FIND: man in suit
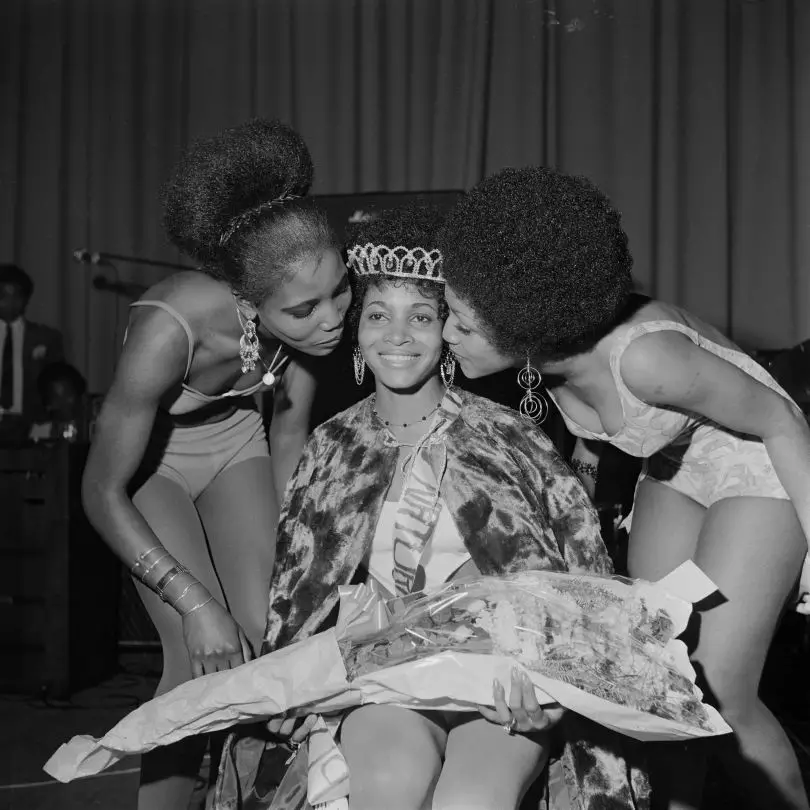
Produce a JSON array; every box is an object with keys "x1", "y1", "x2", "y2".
[{"x1": 0, "y1": 264, "x2": 64, "y2": 438}]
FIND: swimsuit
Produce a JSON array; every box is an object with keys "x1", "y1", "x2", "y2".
[
  {"x1": 129, "y1": 300, "x2": 287, "y2": 500},
  {"x1": 548, "y1": 320, "x2": 794, "y2": 511}
]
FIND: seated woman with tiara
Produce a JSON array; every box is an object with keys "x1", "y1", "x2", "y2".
[
  {"x1": 215, "y1": 203, "x2": 650, "y2": 810},
  {"x1": 82, "y1": 119, "x2": 351, "y2": 810}
]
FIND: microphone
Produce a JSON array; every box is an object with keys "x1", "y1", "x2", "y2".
[{"x1": 73, "y1": 248, "x2": 106, "y2": 266}]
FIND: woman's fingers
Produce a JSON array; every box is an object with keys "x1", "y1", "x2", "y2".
[
  {"x1": 290, "y1": 714, "x2": 319, "y2": 744},
  {"x1": 492, "y1": 678, "x2": 512, "y2": 722},
  {"x1": 190, "y1": 657, "x2": 205, "y2": 679},
  {"x1": 477, "y1": 704, "x2": 503, "y2": 724},
  {"x1": 520, "y1": 672, "x2": 540, "y2": 713}
]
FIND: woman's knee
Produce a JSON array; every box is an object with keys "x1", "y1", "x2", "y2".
[{"x1": 342, "y1": 707, "x2": 443, "y2": 808}]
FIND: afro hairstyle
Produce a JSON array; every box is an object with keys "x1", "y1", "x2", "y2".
[
  {"x1": 161, "y1": 118, "x2": 336, "y2": 303},
  {"x1": 439, "y1": 166, "x2": 634, "y2": 360},
  {"x1": 345, "y1": 200, "x2": 448, "y2": 338}
]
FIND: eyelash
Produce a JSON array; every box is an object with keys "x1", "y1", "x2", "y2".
[
  {"x1": 367, "y1": 313, "x2": 433, "y2": 324},
  {"x1": 292, "y1": 281, "x2": 350, "y2": 319},
  {"x1": 455, "y1": 324, "x2": 472, "y2": 336}
]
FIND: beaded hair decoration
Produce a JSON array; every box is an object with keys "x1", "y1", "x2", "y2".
[
  {"x1": 346, "y1": 243, "x2": 445, "y2": 284},
  {"x1": 219, "y1": 192, "x2": 301, "y2": 247}
]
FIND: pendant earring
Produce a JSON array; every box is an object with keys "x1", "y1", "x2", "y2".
[
  {"x1": 353, "y1": 346, "x2": 366, "y2": 386},
  {"x1": 517, "y1": 355, "x2": 548, "y2": 424},
  {"x1": 440, "y1": 349, "x2": 456, "y2": 388},
  {"x1": 236, "y1": 308, "x2": 261, "y2": 373}
]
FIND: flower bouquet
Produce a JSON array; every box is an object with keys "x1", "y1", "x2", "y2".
[
  {"x1": 340, "y1": 570, "x2": 718, "y2": 734},
  {"x1": 44, "y1": 563, "x2": 729, "y2": 788}
]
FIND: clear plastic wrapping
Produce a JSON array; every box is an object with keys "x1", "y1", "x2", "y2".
[{"x1": 340, "y1": 570, "x2": 714, "y2": 732}]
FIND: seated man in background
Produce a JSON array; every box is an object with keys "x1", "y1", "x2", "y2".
[
  {"x1": 0, "y1": 263, "x2": 64, "y2": 442},
  {"x1": 29, "y1": 361, "x2": 89, "y2": 443}
]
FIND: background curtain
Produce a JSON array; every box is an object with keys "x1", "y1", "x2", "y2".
[{"x1": 1, "y1": 0, "x2": 808, "y2": 393}]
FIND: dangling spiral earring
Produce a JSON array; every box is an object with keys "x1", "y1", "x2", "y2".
[
  {"x1": 236, "y1": 307, "x2": 261, "y2": 373},
  {"x1": 353, "y1": 346, "x2": 366, "y2": 386},
  {"x1": 440, "y1": 349, "x2": 456, "y2": 388},
  {"x1": 517, "y1": 355, "x2": 548, "y2": 424}
]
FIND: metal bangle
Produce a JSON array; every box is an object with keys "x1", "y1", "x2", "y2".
[
  {"x1": 178, "y1": 596, "x2": 214, "y2": 617},
  {"x1": 132, "y1": 551, "x2": 171, "y2": 581},
  {"x1": 155, "y1": 568, "x2": 188, "y2": 602},
  {"x1": 170, "y1": 581, "x2": 196, "y2": 608},
  {"x1": 130, "y1": 545, "x2": 162, "y2": 574}
]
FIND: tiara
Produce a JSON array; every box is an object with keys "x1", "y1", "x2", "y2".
[
  {"x1": 219, "y1": 192, "x2": 301, "y2": 246},
  {"x1": 347, "y1": 243, "x2": 445, "y2": 283}
]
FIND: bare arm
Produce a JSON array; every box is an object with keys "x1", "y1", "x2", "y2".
[
  {"x1": 268, "y1": 356, "x2": 318, "y2": 504},
  {"x1": 621, "y1": 331, "x2": 810, "y2": 548},
  {"x1": 82, "y1": 310, "x2": 189, "y2": 564},
  {"x1": 83, "y1": 307, "x2": 251, "y2": 673}
]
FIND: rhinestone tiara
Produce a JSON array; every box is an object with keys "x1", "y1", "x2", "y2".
[{"x1": 346, "y1": 243, "x2": 445, "y2": 283}]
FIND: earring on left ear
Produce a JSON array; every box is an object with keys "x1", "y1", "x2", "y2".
[
  {"x1": 440, "y1": 349, "x2": 456, "y2": 388},
  {"x1": 517, "y1": 354, "x2": 548, "y2": 424}
]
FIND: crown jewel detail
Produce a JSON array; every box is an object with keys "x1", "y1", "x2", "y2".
[{"x1": 347, "y1": 243, "x2": 445, "y2": 283}]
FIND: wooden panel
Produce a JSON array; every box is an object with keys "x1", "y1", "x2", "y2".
[{"x1": 0, "y1": 442, "x2": 118, "y2": 697}]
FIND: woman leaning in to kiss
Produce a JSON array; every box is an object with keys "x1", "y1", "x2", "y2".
[
  {"x1": 215, "y1": 203, "x2": 650, "y2": 810},
  {"x1": 82, "y1": 119, "x2": 351, "y2": 810},
  {"x1": 438, "y1": 166, "x2": 810, "y2": 810}
]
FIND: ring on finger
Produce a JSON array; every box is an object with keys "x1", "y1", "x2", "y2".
[{"x1": 502, "y1": 715, "x2": 517, "y2": 736}]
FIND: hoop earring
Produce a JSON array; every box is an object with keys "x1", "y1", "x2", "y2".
[
  {"x1": 236, "y1": 307, "x2": 261, "y2": 373},
  {"x1": 353, "y1": 346, "x2": 366, "y2": 386},
  {"x1": 517, "y1": 355, "x2": 548, "y2": 424},
  {"x1": 440, "y1": 349, "x2": 456, "y2": 388}
]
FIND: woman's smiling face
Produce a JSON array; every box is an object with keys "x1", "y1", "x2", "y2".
[{"x1": 358, "y1": 279, "x2": 444, "y2": 391}]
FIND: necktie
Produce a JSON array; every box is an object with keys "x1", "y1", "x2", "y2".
[{"x1": 1, "y1": 326, "x2": 12, "y2": 410}]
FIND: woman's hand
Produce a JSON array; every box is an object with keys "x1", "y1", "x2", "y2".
[
  {"x1": 181, "y1": 599, "x2": 253, "y2": 677},
  {"x1": 478, "y1": 668, "x2": 565, "y2": 735},
  {"x1": 266, "y1": 713, "x2": 319, "y2": 746}
]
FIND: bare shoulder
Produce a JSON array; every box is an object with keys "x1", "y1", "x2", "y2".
[{"x1": 132, "y1": 270, "x2": 234, "y2": 331}]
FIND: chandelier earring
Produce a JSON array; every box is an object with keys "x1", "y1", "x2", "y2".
[
  {"x1": 517, "y1": 354, "x2": 548, "y2": 424},
  {"x1": 235, "y1": 306, "x2": 261, "y2": 374},
  {"x1": 353, "y1": 346, "x2": 366, "y2": 386},
  {"x1": 440, "y1": 349, "x2": 456, "y2": 388}
]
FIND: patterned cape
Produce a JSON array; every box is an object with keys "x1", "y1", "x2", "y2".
[{"x1": 213, "y1": 390, "x2": 650, "y2": 810}]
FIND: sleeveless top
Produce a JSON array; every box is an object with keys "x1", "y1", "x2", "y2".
[
  {"x1": 128, "y1": 300, "x2": 287, "y2": 416},
  {"x1": 548, "y1": 320, "x2": 793, "y2": 507}
]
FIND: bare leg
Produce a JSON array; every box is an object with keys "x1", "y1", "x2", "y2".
[
  {"x1": 132, "y1": 475, "x2": 227, "y2": 810},
  {"x1": 340, "y1": 705, "x2": 446, "y2": 810},
  {"x1": 194, "y1": 456, "x2": 279, "y2": 652},
  {"x1": 432, "y1": 717, "x2": 548, "y2": 810},
  {"x1": 627, "y1": 480, "x2": 707, "y2": 810},
  {"x1": 693, "y1": 497, "x2": 807, "y2": 810}
]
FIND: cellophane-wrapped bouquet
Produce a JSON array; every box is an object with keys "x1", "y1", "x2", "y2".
[
  {"x1": 44, "y1": 565, "x2": 729, "y2": 787},
  {"x1": 340, "y1": 570, "x2": 718, "y2": 734}
]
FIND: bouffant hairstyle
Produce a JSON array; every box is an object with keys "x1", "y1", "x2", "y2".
[
  {"x1": 0, "y1": 264, "x2": 34, "y2": 300},
  {"x1": 162, "y1": 118, "x2": 337, "y2": 304},
  {"x1": 346, "y1": 201, "x2": 448, "y2": 338},
  {"x1": 439, "y1": 166, "x2": 634, "y2": 360}
]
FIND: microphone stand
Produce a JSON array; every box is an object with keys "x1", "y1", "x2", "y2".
[{"x1": 93, "y1": 251, "x2": 192, "y2": 271}]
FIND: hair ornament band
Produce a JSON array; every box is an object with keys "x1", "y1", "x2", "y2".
[
  {"x1": 219, "y1": 192, "x2": 302, "y2": 247},
  {"x1": 347, "y1": 243, "x2": 445, "y2": 283}
]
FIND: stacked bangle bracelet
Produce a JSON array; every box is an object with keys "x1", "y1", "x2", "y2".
[{"x1": 130, "y1": 546, "x2": 213, "y2": 616}]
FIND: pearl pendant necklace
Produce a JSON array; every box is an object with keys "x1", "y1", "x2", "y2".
[{"x1": 372, "y1": 396, "x2": 442, "y2": 428}]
